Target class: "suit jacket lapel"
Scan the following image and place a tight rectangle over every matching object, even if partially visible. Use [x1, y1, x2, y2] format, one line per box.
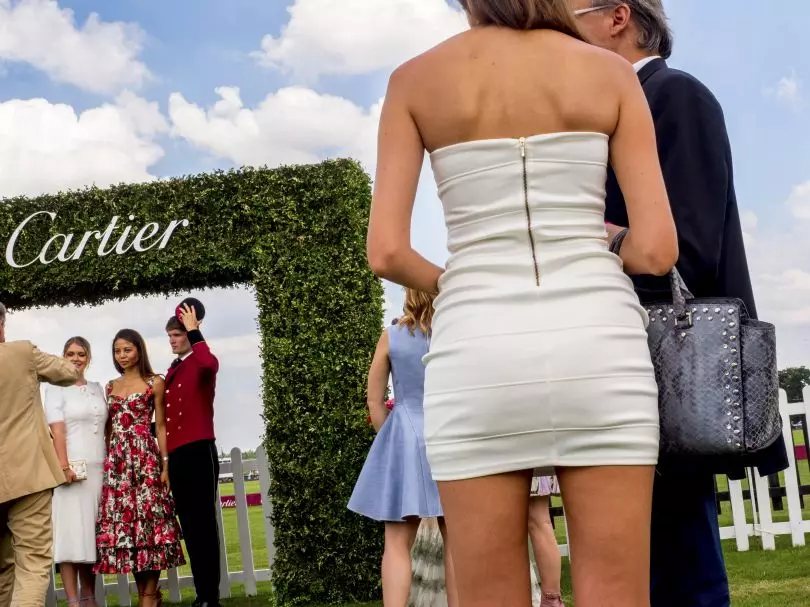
[638, 58, 667, 86]
[165, 364, 180, 387]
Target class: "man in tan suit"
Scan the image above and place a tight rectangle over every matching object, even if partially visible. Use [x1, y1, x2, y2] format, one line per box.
[0, 302, 78, 607]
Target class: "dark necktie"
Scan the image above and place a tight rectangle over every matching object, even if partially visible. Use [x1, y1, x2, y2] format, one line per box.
[170, 358, 182, 369]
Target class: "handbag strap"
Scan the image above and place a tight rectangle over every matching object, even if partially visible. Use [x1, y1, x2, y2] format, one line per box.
[608, 226, 694, 320]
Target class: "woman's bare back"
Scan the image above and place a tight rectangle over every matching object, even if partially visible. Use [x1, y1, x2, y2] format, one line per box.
[398, 27, 629, 153]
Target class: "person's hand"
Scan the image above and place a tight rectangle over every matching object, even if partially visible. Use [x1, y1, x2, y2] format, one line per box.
[604, 222, 626, 248]
[63, 467, 76, 484]
[178, 303, 200, 332]
[161, 469, 171, 492]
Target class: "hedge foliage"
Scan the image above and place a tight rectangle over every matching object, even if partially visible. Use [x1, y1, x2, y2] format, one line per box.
[0, 160, 385, 605]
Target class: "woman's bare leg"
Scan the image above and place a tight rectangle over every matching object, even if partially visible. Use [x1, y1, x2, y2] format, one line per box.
[134, 571, 161, 606]
[77, 564, 97, 606]
[556, 465, 654, 607]
[437, 518, 459, 607]
[58, 563, 79, 603]
[528, 496, 562, 596]
[382, 519, 421, 607]
[437, 470, 533, 607]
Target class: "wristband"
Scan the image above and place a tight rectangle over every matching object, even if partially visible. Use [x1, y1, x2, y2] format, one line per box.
[609, 228, 629, 255]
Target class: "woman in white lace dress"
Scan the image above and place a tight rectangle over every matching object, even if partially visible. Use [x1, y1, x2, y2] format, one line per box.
[44, 337, 108, 607]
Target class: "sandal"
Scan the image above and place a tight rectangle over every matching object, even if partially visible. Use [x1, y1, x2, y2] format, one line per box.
[138, 591, 162, 607]
[143, 586, 163, 607]
[540, 593, 565, 607]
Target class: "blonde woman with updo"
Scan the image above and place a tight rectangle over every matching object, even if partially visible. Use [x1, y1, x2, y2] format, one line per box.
[44, 337, 108, 606]
[349, 288, 458, 607]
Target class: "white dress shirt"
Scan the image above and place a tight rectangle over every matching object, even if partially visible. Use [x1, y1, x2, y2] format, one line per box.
[633, 55, 661, 73]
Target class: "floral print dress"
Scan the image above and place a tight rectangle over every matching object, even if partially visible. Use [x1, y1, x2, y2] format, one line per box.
[95, 376, 186, 573]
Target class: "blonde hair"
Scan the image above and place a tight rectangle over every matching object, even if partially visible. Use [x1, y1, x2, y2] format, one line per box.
[63, 336, 92, 360]
[458, 0, 585, 40]
[399, 288, 435, 335]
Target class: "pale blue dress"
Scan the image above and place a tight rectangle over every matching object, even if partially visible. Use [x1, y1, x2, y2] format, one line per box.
[348, 324, 443, 521]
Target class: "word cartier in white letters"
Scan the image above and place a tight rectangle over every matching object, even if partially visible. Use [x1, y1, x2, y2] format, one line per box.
[4, 211, 191, 268]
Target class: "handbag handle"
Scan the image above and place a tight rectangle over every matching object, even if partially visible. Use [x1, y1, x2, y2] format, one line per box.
[669, 267, 694, 322]
[609, 227, 694, 321]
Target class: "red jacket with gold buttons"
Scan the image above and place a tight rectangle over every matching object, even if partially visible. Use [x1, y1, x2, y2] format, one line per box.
[164, 330, 218, 453]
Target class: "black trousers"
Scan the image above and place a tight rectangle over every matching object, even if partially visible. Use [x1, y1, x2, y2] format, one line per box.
[169, 440, 221, 602]
[650, 470, 730, 607]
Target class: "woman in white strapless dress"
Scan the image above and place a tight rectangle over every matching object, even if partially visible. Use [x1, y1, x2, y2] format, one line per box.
[366, 1, 678, 606]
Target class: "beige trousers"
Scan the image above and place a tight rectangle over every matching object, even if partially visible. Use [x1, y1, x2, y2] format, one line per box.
[0, 490, 54, 607]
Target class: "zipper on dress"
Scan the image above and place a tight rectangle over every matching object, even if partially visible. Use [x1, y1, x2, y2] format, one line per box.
[520, 137, 541, 287]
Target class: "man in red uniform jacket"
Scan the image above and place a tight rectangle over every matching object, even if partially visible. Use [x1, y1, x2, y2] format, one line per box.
[165, 301, 221, 607]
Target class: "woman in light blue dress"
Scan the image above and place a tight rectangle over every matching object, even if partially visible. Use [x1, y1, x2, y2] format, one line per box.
[349, 288, 457, 607]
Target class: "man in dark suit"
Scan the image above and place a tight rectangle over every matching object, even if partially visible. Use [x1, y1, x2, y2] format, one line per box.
[571, 1, 788, 605]
[165, 301, 221, 607]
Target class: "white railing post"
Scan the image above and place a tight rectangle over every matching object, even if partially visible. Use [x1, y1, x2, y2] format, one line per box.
[560, 508, 571, 560]
[46, 569, 57, 607]
[231, 447, 258, 596]
[216, 481, 231, 599]
[116, 574, 131, 605]
[753, 468, 776, 550]
[779, 390, 805, 547]
[166, 568, 181, 602]
[728, 478, 750, 551]
[257, 445, 276, 573]
[94, 573, 105, 605]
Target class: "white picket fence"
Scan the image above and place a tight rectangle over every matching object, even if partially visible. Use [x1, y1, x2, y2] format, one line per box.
[44, 388, 810, 604]
[46, 447, 274, 606]
[549, 387, 810, 557]
[715, 387, 810, 552]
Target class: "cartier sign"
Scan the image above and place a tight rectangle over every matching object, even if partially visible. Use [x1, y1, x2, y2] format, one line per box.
[3, 211, 190, 268]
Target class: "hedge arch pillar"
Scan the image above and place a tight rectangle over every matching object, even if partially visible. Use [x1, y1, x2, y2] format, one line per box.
[0, 159, 384, 605]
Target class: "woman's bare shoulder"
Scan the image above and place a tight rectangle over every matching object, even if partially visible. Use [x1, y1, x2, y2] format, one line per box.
[388, 29, 471, 84]
[555, 33, 635, 75]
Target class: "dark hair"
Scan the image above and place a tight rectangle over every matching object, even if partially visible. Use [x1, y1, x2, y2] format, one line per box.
[112, 329, 155, 379]
[166, 316, 185, 333]
[458, 0, 585, 40]
[63, 336, 92, 359]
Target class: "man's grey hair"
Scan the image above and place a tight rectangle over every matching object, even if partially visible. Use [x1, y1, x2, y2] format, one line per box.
[598, 0, 674, 59]
[0, 302, 5, 326]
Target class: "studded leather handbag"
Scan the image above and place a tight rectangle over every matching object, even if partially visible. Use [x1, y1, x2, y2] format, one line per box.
[611, 230, 782, 458]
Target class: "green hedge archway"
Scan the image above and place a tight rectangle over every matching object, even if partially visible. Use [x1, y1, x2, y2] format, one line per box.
[0, 159, 384, 605]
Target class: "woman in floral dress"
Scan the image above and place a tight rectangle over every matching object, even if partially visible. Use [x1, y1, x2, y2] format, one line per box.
[95, 329, 185, 606]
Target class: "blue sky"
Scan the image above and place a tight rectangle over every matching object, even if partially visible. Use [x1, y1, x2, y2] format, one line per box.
[2, 0, 810, 448]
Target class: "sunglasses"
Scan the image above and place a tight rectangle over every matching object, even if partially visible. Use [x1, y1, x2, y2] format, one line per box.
[573, 5, 613, 16]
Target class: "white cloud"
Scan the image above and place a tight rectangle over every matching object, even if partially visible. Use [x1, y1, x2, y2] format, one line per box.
[253, 0, 467, 80]
[765, 71, 803, 110]
[168, 85, 381, 170]
[0, 91, 166, 198]
[786, 181, 810, 220]
[741, 209, 758, 246]
[0, 0, 149, 94]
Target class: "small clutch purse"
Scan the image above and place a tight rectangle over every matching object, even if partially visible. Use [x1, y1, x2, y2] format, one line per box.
[69, 459, 88, 481]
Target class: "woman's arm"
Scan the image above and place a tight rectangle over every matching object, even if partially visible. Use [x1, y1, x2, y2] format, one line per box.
[366, 65, 445, 293]
[152, 376, 170, 489]
[49, 423, 75, 483]
[367, 330, 392, 433]
[608, 58, 678, 276]
[43, 386, 74, 483]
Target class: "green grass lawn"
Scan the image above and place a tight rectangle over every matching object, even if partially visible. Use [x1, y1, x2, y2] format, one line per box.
[151, 539, 809, 607]
[58, 454, 810, 605]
